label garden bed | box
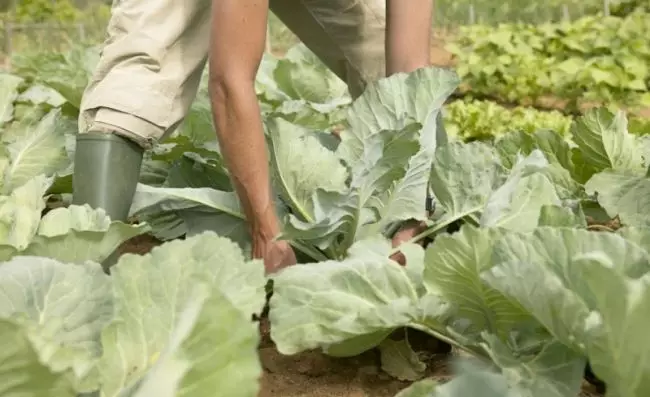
[111,234,607,397]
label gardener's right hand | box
[253,237,297,274]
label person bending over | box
[72,0,438,273]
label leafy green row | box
[432,0,637,26]
[447,9,650,112]
[444,99,574,141]
[444,98,650,142]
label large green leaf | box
[481,335,585,397]
[267,117,347,223]
[395,378,438,397]
[570,108,644,183]
[338,67,460,163]
[164,152,232,192]
[361,125,438,235]
[269,238,447,356]
[495,129,574,172]
[176,93,217,145]
[429,141,507,222]
[423,226,584,396]
[255,46,351,130]
[119,284,262,397]
[129,184,247,242]
[537,204,588,228]
[483,227,650,397]
[378,338,427,381]
[0,175,51,259]
[22,204,149,263]
[0,109,69,191]
[98,232,266,396]
[479,151,561,231]
[132,138,236,240]
[0,318,76,397]
[423,226,534,339]
[279,121,432,256]
[0,256,113,391]
[397,353,582,397]
[12,46,98,111]
[280,69,459,256]
[16,83,67,109]
[272,43,349,104]
[494,129,584,200]
[585,168,650,227]
[430,144,561,231]
[0,73,24,126]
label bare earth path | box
[258,348,448,397]
[257,349,601,397]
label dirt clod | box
[115,233,162,256]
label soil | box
[258,348,448,397]
[115,233,604,397]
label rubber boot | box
[72,132,144,272]
[72,132,144,221]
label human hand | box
[389,219,428,266]
[253,237,297,274]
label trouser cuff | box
[84,108,162,150]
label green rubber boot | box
[72,132,144,222]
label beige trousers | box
[79,0,386,148]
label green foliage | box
[14,0,79,23]
[607,0,650,16]
[443,99,650,143]
[444,99,574,141]
[432,0,646,26]
[448,9,650,112]
[3,43,650,397]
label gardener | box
[72,0,437,273]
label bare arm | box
[208,0,285,257]
[385,0,434,75]
[385,0,437,266]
